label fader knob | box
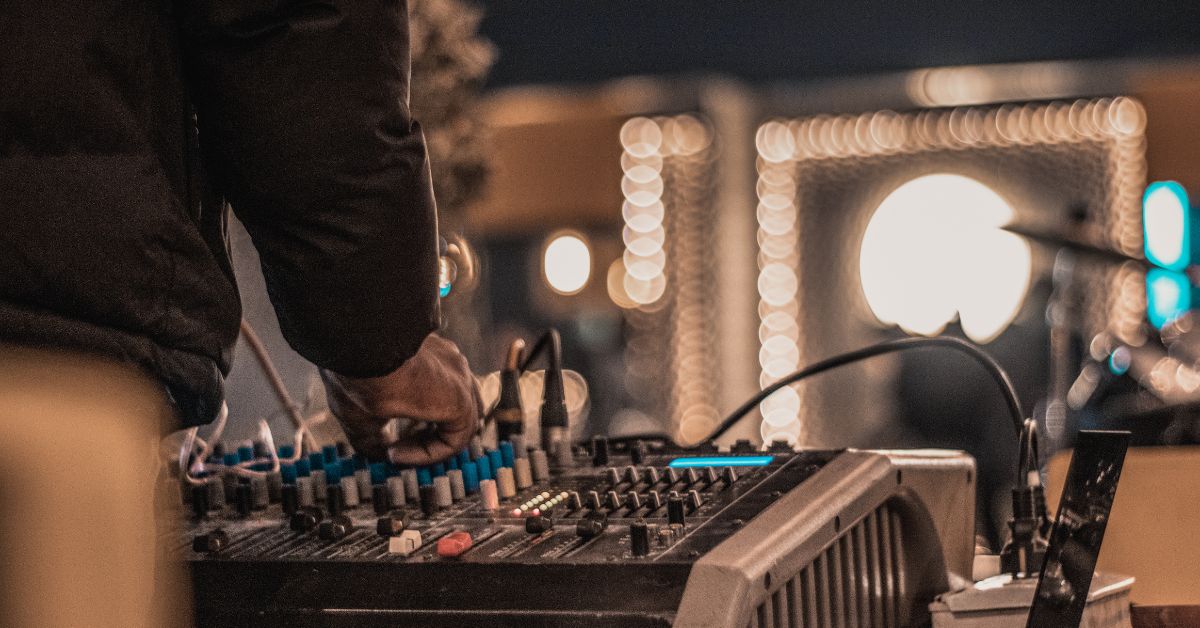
[733,439,754,453]
[605,490,622,510]
[584,490,602,510]
[376,511,409,537]
[576,510,608,538]
[722,467,738,485]
[646,490,662,511]
[192,529,229,555]
[525,514,554,534]
[630,520,650,557]
[289,507,322,533]
[318,515,352,541]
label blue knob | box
[487,449,503,471]
[325,461,342,484]
[223,453,240,467]
[475,455,493,481]
[500,442,515,467]
[447,455,460,471]
[462,461,480,493]
[295,458,311,477]
[340,456,355,472]
[416,467,433,487]
[278,444,295,460]
[432,463,446,477]
[353,455,369,471]
[308,452,325,471]
[281,464,298,485]
[369,462,387,485]
[237,446,254,462]
[386,463,401,477]
[457,450,471,468]
[322,445,339,464]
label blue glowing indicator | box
[668,456,774,469]
[1146,268,1191,329]
[1143,181,1192,271]
[439,282,452,298]
[1107,347,1131,376]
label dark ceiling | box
[477,1,1200,87]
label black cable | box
[711,336,1024,442]
[604,336,1024,447]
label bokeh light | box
[542,233,592,295]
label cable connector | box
[1000,419,1051,578]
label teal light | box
[1143,181,1192,272]
[1107,347,1131,376]
[1146,268,1191,329]
[668,455,774,469]
[439,282,452,298]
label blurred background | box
[222,1,1200,548]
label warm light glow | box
[859,174,1031,343]
[542,234,591,295]
[1143,181,1190,271]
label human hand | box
[320,333,481,466]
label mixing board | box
[179,438,973,627]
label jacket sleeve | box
[179,0,440,377]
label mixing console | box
[179,437,966,627]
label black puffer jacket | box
[0,0,440,427]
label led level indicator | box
[668,456,774,469]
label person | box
[0,2,479,626]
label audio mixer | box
[179,435,974,627]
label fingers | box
[388,380,481,466]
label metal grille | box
[748,503,907,628]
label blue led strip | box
[668,456,774,469]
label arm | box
[180,0,478,462]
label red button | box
[436,531,473,558]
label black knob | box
[336,441,352,458]
[592,436,610,466]
[584,490,602,510]
[525,514,554,534]
[667,493,686,527]
[376,511,409,537]
[419,484,438,517]
[567,491,583,511]
[733,439,754,453]
[576,510,608,538]
[684,468,700,486]
[687,489,704,512]
[605,490,622,511]
[192,529,229,554]
[326,484,345,517]
[626,491,642,511]
[318,515,352,541]
[703,467,719,485]
[234,482,253,517]
[190,484,210,519]
[630,519,650,557]
[290,507,322,533]
[372,485,390,516]
[630,440,646,465]
[281,484,299,516]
